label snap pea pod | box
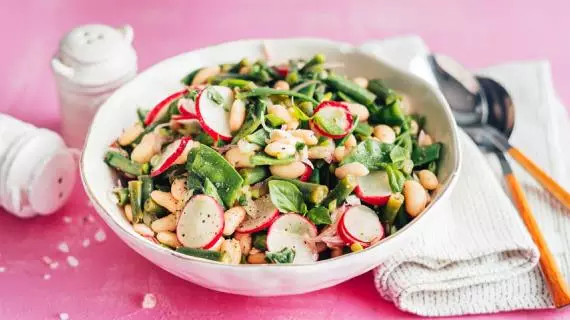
[104,151,149,177]
[380,193,404,225]
[139,175,153,207]
[239,167,269,185]
[324,74,376,106]
[267,177,328,204]
[218,78,257,90]
[250,154,296,166]
[143,198,167,216]
[203,178,225,208]
[299,53,325,73]
[237,88,319,105]
[128,180,143,223]
[321,175,358,207]
[113,188,130,206]
[176,247,222,261]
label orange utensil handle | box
[505,173,570,308]
[508,147,570,210]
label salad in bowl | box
[104,53,443,265]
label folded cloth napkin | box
[360,36,570,316]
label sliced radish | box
[311,101,353,139]
[195,86,234,141]
[145,90,187,126]
[151,137,192,177]
[177,195,224,248]
[341,205,383,244]
[266,213,318,264]
[205,236,224,251]
[236,196,279,233]
[178,97,197,117]
[299,164,313,182]
[354,170,392,206]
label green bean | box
[104,151,149,177]
[380,193,404,225]
[237,88,319,105]
[367,79,397,105]
[176,247,222,261]
[300,53,325,73]
[337,91,356,103]
[321,175,357,207]
[239,167,269,185]
[113,188,130,206]
[219,78,256,90]
[139,175,153,207]
[325,74,376,106]
[143,198,167,216]
[128,180,143,223]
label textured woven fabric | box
[361,36,570,316]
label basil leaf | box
[384,165,405,193]
[266,247,296,264]
[341,138,392,170]
[307,206,332,225]
[206,87,225,106]
[203,177,225,208]
[411,143,442,167]
[389,145,407,164]
[268,180,307,214]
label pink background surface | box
[1,0,569,319]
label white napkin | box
[360,36,570,316]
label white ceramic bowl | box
[81,38,461,296]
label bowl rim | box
[80,37,461,269]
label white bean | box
[118,123,144,146]
[234,233,252,255]
[131,133,161,164]
[124,204,133,222]
[335,162,369,179]
[418,170,439,190]
[373,125,396,144]
[268,104,293,123]
[171,178,187,201]
[285,119,300,130]
[264,142,296,159]
[150,214,177,232]
[292,129,318,146]
[220,239,242,265]
[418,130,433,147]
[333,146,348,162]
[191,66,221,85]
[229,99,246,132]
[273,80,290,90]
[134,223,154,237]
[225,147,254,168]
[344,134,357,148]
[269,161,306,179]
[352,77,368,88]
[223,206,246,236]
[150,190,179,213]
[346,103,369,122]
[403,180,427,217]
[156,231,181,248]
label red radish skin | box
[337,212,364,246]
[195,86,234,142]
[150,137,192,177]
[236,196,279,233]
[202,231,223,250]
[178,98,197,117]
[145,90,187,126]
[274,65,289,78]
[354,171,392,206]
[176,195,224,248]
[266,213,318,264]
[299,164,313,182]
[341,205,383,244]
[310,101,354,139]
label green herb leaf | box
[245,129,269,146]
[203,177,225,208]
[290,104,310,121]
[389,145,407,164]
[384,165,406,193]
[411,143,442,167]
[307,206,332,225]
[265,247,296,264]
[252,232,267,251]
[341,138,392,170]
[268,180,307,214]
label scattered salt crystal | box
[58,242,70,253]
[62,216,72,224]
[59,312,69,320]
[94,229,106,242]
[141,293,157,309]
[0,267,5,273]
[66,256,79,268]
[43,274,51,280]
[49,262,59,270]
[42,256,53,265]
[82,239,91,248]
[87,214,95,222]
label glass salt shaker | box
[51,24,138,149]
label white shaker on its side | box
[51,24,138,148]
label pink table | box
[1,1,568,318]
